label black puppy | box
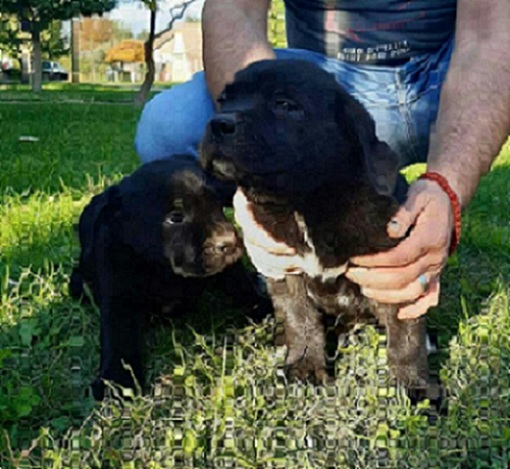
[70,154,270,400]
[201,60,431,397]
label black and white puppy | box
[201,59,431,397]
[70,154,270,400]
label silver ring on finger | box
[418,274,430,294]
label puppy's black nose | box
[210,113,239,137]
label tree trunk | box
[31,24,42,93]
[20,46,31,84]
[134,7,156,107]
[17,58,24,82]
[71,18,80,83]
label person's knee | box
[134,89,201,164]
[135,94,171,163]
[134,72,215,164]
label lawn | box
[0,90,509,468]
[0,82,172,104]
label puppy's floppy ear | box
[171,167,232,205]
[77,186,122,278]
[171,169,206,195]
[116,188,167,263]
[337,90,400,197]
[362,140,400,197]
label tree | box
[0,0,116,92]
[40,20,69,60]
[77,17,113,82]
[134,0,198,107]
[136,29,149,42]
[0,14,25,71]
[80,17,114,51]
[105,39,144,64]
[111,20,134,42]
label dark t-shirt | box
[284,0,457,64]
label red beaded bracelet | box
[418,172,461,255]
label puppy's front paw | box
[389,362,429,386]
[388,364,441,408]
[285,351,327,385]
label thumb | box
[387,182,428,238]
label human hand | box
[345,179,454,319]
[232,189,302,279]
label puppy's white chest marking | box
[294,213,347,280]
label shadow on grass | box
[0,291,98,449]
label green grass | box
[0,94,510,468]
[0,82,175,103]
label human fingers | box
[386,184,427,239]
[360,272,439,304]
[345,253,445,291]
[397,276,440,320]
[351,183,452,268]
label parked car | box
[42,61,69,81]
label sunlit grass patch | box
[2,286,509,467]
[0,95,509,468]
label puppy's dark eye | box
[273,97,304,120]
[167,210,185,224]
[274,98,298,112]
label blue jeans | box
[135,38,454,169]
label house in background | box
[153,21,202,83]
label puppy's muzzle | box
[204,229,241,257]
[203,227,243,271]
[210,113,242,141]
